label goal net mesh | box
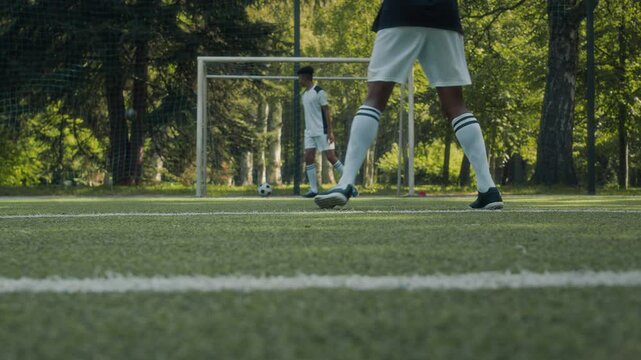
[0,1,278,188]
[0,1,419,193]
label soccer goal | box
[196,56,416,197]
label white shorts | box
[368,27,472,87]
[304,133,335,152]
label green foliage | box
[0,128,45,186]
[2,0,641,188]
[1,0,275,186]
[584,0,641,186]
[0,103,104,186]
[378,141,466,184]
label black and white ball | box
[257,183,272,197]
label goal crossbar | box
[198,56,370,63]
[207,75,369,81]
[196,56,415,197]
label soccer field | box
[1,195,641,359]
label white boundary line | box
[1,271,640,293]
[2,209,641,219]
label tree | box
[3,0,640,190]
[593,0,641,188]
[533,0,596,185]
[267,98,283,185]
[1,0,275,186]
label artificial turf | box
[1,195,640,359]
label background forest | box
[1,0,639,191]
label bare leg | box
[364,81,396,111]
[325,149,338,164]
[436,86,468,120]
[323,149,343,177]
[304,148,318,194]
[304,148,316,165]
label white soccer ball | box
[258,183,272,197]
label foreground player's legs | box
[303,148,318,197]
[337,82,394,188]
[438,86,503,209]
[314,82,394,208]
[314,26,418,208]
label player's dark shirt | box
[372,0,463,34]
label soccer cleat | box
[313,184,356,209]
[302,190,317,198]
[469,187,504,210]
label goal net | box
[196,56,416,197]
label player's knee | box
[441,103,468,120]
[437,88,468,120]
[364,82,395,111]
[364,97,388,112]
[304,152,315,164]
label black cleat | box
[470,187,504,210]
[313,184,357,209]
[302,190,317,198]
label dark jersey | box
[372,0,463,34]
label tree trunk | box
[152,152,163,183]
[617,102,629,189]
[267,99,283,185]
[363,142,376,187]
[103,51,129,185]
[213,160,234,186]
[442,127,452,185]
[130,40,148,185]
[617,24,629,189]
[459,155,471,187]
[256,100,269,184]
[239,152,253,186]
[533,0,584,185]
[505,153,526,185]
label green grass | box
[2,289,640,360]
[1,195,641,359]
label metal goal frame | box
[196,56,415,197]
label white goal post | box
[196,56,415,197]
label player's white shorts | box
[304,133,335,151]
[368,27,472,87]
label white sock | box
[306,164,318,192]
[333,160,344,176]
[452,113,495,193]
[337,105,381,188]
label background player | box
[297,66,344,198]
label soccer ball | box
[258,183,272,197]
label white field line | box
[1,271,641,293]
[2,209,641,219]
